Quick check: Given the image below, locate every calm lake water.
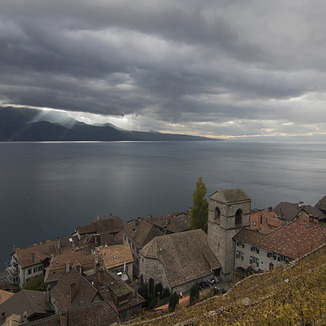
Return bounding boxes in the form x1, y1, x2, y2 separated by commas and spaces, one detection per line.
0, 140, 325, 270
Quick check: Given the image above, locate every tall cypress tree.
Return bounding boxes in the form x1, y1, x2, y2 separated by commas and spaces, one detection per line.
190, 177, 208, 232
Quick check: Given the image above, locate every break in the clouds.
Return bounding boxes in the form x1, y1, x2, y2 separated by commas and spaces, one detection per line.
1, 0, 326, 139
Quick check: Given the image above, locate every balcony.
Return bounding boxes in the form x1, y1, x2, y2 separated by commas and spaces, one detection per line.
6, 264, 19, 284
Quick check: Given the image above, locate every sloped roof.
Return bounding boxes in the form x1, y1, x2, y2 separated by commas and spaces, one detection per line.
98, 244, 133, 270
273, 202, 300, 222
77, 216, 123, 236
315, 195, 326, 212
50, 269, 101, 313
0, 290, 14, 305
250, 209, 282, 233
44, 251, 102, 284
140, 229, 221, 288
0, 290, 53, 322
301, 205, 326, 220
235, 216, 326, 259
148, 213, 191, 233
124, 219, 164, 248
209, 189, 251, 204
24, 302, 119, 326
14, 236, 79, 269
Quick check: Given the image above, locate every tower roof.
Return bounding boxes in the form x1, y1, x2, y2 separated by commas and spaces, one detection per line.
209, 189, 251, 204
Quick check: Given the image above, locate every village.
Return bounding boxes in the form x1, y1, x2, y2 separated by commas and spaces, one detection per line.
1, 188, 326, 325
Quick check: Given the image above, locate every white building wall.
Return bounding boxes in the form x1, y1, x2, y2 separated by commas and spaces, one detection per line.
234, 240, 290, 272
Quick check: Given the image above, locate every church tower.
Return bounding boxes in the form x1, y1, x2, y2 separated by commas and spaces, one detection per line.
207, 189, 251, 280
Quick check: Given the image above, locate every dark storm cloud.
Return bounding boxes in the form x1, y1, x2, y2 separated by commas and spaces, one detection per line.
1, 0, 326, 137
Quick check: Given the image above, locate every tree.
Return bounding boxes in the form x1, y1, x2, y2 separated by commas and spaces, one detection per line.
168, 292, 179, 312
190, 283, 200, 305
190, 177, 208, 232
23, 275, 47, 291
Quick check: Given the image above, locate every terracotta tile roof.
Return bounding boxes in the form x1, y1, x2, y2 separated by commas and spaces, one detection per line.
148, 213, 191, 233
0, 290, 54, 322
44, 251, 102, 284
77, 216, 124, 236
50, 269, 102, 313
85, 270, 145, 313
140, 229, 221, 288
124, 219, 164, 248
315, 195, 326, 212
14, 236, 79, 269
0, 289, 14, 305
25, 302, 119, 326
77, 223, 97, 235
273, 202, 301, 222
209, 189, 251, 203
65, 301, 119, 326
250, 209, 283, 233
98, 244, 133, 270
235, 216, 326, 259
303, 205, 326, 220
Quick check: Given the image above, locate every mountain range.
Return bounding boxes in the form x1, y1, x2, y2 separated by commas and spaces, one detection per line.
0, 107, 213, 142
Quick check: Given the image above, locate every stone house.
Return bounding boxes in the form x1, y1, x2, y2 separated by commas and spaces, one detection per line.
139, 229, 221, 294
123, 218, 163, 275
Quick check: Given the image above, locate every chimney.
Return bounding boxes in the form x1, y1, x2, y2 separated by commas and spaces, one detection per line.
132, 228, 136, 239
268, 206, 272, 212
51, 254, 54, 264
94, 256, 99, 273
70, 282, 77, 303
60, 312, 68, 326
66, 262, 70, 274
97, 268, 104, 286
31, 253, 35, 263
97, 213, 100, 220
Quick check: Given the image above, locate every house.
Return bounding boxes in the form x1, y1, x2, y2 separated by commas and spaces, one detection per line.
75, 215, 124, 244
234, 215, 326, 272
6, 236, 79, 288
24, 302, 119, 326
147, 212, 191, 234
139, 229, 221, 294
44, 250, 104, 286
273, 201, 302, 222
123, 218, 164, 275
50, 267, 144, 322
250, 207, 283, 233
98, 244, 134, 278
0, 289, 54, 324
0, 290, 14, 305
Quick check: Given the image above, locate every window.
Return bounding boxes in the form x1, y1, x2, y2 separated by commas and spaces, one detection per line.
132, 244, 134, 250
128, 239, 131, 245
236, 251, 244, 261
251, 246, 260, 254
214, 207, 221, 224
33, 267, 37, 273
236, 241, 245, 248
250, 256, 259, 267
253, 222, 256, 226
28, 269, 32, 275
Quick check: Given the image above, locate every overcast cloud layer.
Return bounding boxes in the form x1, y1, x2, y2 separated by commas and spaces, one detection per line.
1, 0, 326, 139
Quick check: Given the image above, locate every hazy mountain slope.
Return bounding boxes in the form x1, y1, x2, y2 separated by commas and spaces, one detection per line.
0, 107, 212, 141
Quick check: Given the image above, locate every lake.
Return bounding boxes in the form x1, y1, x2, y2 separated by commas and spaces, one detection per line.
0, 140, 325, 270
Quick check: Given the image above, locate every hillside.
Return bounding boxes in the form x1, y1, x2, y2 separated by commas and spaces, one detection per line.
127, 244, 326, 325
0, 107, 212, 142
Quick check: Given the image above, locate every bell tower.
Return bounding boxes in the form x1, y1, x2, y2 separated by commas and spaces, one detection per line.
207, 189, 251, 280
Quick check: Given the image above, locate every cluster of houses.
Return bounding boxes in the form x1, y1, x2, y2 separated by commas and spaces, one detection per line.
1, 189, 326, 325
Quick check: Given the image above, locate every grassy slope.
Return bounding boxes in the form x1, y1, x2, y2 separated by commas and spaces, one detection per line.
127, 244, 326, 325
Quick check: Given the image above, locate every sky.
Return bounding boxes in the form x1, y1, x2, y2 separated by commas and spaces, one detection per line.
1, 0, 326, 140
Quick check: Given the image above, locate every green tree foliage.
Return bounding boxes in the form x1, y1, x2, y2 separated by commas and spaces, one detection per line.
168, 292, 179, 312
189, 283, 199, 305
23, 275, 47, 291
190, 177, 208, 232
